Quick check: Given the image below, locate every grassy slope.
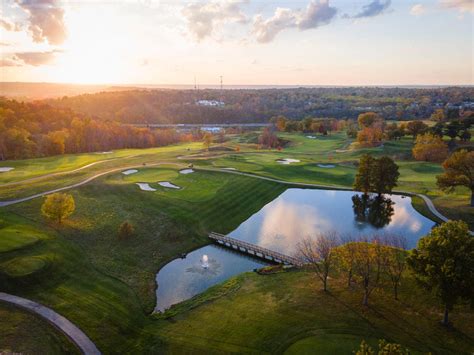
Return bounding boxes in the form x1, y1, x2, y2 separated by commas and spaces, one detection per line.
0, 303, 80, 354
150, 271, 474, 354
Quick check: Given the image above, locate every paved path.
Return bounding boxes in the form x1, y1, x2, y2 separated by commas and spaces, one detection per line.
0, 292, 100, 354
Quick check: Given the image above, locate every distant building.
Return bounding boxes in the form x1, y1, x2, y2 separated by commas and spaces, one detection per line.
196, 100, 225, 107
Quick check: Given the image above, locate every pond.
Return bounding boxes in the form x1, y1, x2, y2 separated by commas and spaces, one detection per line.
154, 188, 435, 312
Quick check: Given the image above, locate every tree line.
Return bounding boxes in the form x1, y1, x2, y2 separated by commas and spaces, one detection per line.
0, 98, 194, 160
41, 86, 474, 124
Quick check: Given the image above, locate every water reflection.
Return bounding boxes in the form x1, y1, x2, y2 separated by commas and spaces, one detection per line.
352, 194, 395, 229
154, 244, 266, 312
229, 188, 435, 251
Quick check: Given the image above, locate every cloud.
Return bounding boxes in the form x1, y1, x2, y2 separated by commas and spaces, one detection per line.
0, 58, 22, 67
0, 18, 22, 32
350, 0, 391, 18
16, 0, 67, 45
410, 4, 426, 16
14, 50, 59, 66
252, 0, 337, 43
182, 0, 248, 41
440, 0, 474, 13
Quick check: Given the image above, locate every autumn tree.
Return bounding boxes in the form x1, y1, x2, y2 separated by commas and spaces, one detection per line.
430, 108, 445, 122
203, 132, 213, 150
412, 133, 449, 162
407, 221, 474, 326
336, 235, 358, 287
297, 232, 340, 292
358, 112, 382, 128
385, 235, 407, 300
118, 221, 134, 240
41, 193, 75, 224
406, 120, 428, 138
437, 149, 474, 206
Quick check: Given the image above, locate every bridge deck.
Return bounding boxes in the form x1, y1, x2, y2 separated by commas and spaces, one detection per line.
209, 232, 303, 266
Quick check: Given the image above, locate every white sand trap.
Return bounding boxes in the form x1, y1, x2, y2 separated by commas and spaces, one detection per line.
317, 164, 336, 168
179, 169, 194, 174
136, 183, 156, 191
159, 181, 180, 189
0, 167, 14, 172
221, 167, 237, 171
122, 169, 138, 175
306, 135, 317, 139
276, 158, 300, 165
95, 151, 113, 154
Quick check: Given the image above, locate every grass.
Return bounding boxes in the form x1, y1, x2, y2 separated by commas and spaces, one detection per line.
150, 270, 474, 354
0, 131, 473, 353
0, 303, 80, 354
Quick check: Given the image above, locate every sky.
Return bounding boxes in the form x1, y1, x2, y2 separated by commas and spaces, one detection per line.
0, 0, 473, 85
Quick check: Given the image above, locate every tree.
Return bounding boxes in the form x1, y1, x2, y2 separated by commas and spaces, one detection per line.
118, 221, 134, 240
357, 127, 383, 147
336, 235, 358, 287
354, 155, 399, 196
297, 232, 340, 292
407, 221, 474, 326
354, 154, 375, 194
203, 132, 213, 150
41, 193, 75, 224
354, 339, 409, 355
370, 156, 399, 196
385, 235, 407, 300
405, 120, 428, 138
275, 116, 287, 132
430, 108, 445, 122
412, 133, 449, 162
437, 149, 474, 206
358, 112, 382, 128
352, 235, 386, 306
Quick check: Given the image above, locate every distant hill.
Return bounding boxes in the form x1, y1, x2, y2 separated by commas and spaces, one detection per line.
0, 82, 139, 100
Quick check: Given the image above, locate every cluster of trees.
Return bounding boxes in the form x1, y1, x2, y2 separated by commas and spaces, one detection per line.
40, 87, 474, 124
272, 115, 347, 135
298, 220, 474, 327
0, 99, 192, 160
355, 112, 384, 147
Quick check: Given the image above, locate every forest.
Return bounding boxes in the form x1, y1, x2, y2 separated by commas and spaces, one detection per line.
0, 98, 190, 160
44, 86, 474, 124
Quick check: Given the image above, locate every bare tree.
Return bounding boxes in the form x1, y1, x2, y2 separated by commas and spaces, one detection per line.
297, 231, 340, 292
385, 234, 407, 300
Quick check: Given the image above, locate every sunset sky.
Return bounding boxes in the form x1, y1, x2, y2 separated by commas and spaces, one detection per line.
1, 0, 473, 85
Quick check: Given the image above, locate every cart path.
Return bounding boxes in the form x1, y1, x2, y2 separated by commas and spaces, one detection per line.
0, 292, 101, 355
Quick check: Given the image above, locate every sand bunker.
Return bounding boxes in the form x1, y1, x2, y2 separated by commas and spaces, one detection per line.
221, 167, 237, 171
317, 164, 336, 168
136, 183, 156, 191
0, 167, 14, 172
276, 158, 300, 165
122, 169, 138, 175
95, 151, 113, 154
180, 169, 194, 174
306, 136, 317, 139
159, 181, 180, 189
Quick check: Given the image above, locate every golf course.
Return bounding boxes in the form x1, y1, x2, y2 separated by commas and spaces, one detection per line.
1, 131, 473, 353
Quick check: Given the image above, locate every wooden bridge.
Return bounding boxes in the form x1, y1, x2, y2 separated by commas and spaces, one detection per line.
208, 232, 303, 267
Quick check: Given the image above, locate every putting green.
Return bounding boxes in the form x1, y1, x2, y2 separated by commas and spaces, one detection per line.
1, 256, 50, 277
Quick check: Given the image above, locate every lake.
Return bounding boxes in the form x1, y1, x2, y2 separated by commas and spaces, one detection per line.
154, 188, 436, 312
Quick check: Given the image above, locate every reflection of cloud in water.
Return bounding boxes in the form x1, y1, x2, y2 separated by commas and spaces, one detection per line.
386, 204, 422, 233
186, 259, 220, 276
257, 200, 331, 253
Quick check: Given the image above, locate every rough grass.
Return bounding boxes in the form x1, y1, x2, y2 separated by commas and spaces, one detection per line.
0, 303, 80, 354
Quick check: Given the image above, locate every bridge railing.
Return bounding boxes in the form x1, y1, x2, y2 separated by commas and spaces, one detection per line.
209, 232, 303, 266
